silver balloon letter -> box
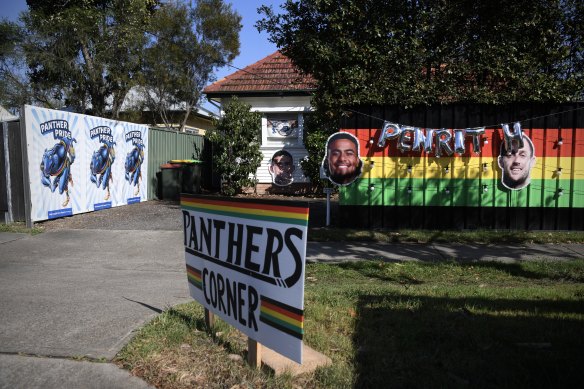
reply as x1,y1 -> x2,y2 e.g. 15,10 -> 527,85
424,128 -> 435,153
502,122 -> 524,154
465,127 -> 486,154
435,129 -> 454,158
377,121 -> 402,148
412,127 -> 426,152
398,126 -> 414,153
454,129 -> 466,155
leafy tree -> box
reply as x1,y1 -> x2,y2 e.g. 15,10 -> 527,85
1,0 -> 240,122
0,19 -> 63,112
0,20 -> 32,113
141,0 -> 241,130
300,113 -> 337,192
258,0 -> 584,115
206,97 -> 262,196
22,0 -> 157,118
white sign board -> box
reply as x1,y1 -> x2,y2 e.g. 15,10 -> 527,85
182,195 -> 309,363
23,105 -> 148,222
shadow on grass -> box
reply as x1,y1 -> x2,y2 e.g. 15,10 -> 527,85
165,306 -> 207,331
468,261 -> 584,282
422,230 -> 552,244
165,307 -> 252,361
353,293 -> 584,388
337,260 -> 584,283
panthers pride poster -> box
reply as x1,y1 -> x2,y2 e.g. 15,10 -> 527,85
23,105 -> 148,222
181,195 -> 309,363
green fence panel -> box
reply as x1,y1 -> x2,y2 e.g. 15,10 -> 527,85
147,128 -> 206,199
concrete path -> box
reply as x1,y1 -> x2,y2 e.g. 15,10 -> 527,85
306,241 -> 584,263
1,229 -> 583,388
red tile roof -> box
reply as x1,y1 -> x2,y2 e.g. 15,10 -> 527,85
204,51 -> 316,96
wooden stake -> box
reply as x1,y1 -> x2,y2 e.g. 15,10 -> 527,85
248,337 -> 262,368
204,308 -> 214,330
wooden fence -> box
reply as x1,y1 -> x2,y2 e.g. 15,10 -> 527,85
0,121 -> 26,223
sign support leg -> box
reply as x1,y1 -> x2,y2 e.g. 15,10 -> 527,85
204,308 -> 214,330
248,338 -> 262,368
324,187 -> 333,226
326,191 -> 330,226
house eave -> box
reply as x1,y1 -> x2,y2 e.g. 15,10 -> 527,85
204,90 -> 315,99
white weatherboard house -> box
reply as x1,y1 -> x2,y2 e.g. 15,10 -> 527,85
204,51 -> 316,193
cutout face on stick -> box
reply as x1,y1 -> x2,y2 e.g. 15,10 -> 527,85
322,132 -> 363,186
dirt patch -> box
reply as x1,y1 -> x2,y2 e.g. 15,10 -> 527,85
37,200 -> 184,231
37,195 -> 338,231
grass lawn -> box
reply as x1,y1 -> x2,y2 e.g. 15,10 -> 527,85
0,222 -> 42,235
115,259 -> 584,388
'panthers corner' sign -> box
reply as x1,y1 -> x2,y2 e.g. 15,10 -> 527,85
181,195 -> 309,363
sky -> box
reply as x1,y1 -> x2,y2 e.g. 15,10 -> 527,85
0,0 -> 286,112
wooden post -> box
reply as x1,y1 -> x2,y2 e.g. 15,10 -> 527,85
204,308 -> 214,330
248,337 -> 262,368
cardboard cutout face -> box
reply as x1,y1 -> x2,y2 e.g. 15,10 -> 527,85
498,134 -> 536,190
269,150 -> 295,186
322,132 -> 363,186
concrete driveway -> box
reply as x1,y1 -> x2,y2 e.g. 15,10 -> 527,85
0,229 -> 190,388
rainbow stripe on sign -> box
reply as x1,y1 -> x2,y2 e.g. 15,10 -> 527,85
181,195 -> 309,226
186,264 -> 202,290
260,295 -> 304,340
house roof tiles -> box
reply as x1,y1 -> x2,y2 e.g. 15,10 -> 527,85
204,51 -> 315,96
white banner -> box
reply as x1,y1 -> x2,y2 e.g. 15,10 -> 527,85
24,105 -> 148,222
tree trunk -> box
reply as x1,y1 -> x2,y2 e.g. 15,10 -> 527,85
111,88 -> 129,120
179,104 -> 192,132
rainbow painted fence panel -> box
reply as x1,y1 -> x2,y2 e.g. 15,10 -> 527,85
337,103 -> 584,230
